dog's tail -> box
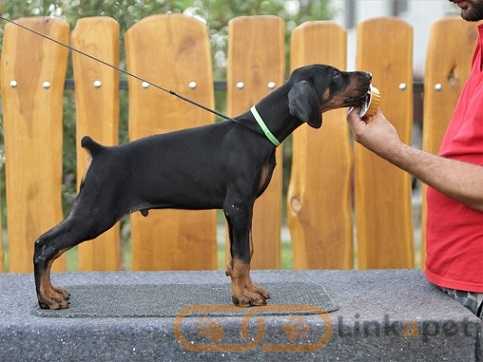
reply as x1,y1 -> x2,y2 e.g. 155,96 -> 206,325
81,136 -> 105,157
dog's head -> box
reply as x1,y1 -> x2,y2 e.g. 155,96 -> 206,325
288,64 -> 372,128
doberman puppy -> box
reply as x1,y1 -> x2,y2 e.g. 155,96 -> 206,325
34,64 -> 372,309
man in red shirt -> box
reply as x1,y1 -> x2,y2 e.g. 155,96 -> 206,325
348,0 -> 483,318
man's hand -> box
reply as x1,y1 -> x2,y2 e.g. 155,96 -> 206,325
346,107 -> 483,212
347,108 -> 402,159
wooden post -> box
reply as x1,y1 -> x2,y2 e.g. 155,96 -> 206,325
355,18 -> 414,268
125,14 -> 217,270
0,18 -> 68,272
421,18 -> 477,266
227,16 -> 285,269
288,22 -> 353,269
72,17 -> 121,271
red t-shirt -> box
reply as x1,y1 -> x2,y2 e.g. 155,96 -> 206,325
425,24 -> 483,292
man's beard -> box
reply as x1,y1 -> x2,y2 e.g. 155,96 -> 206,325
459,1 -> 483,21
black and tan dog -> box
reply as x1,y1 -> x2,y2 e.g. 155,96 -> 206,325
34,64 -> 372,309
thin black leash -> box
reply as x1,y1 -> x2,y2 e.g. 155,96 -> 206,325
0,15 -> 236,122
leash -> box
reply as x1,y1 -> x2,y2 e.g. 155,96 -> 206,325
0,15 -> 281,146
0,15 -> 235,122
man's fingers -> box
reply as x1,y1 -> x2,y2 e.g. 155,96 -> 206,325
347,107 -> 366,124
364,107 -> 383,121
347,107 -> 367,135
347,106 -> 362,118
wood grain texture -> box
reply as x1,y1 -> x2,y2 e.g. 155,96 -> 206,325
72,17 -> 121,271
226,16 -> 285,269
288,22 -> 353,269
0,18 -> 68,272
421,18 -> 477,266
125,14 -> 216,270
355,18 -> 414,268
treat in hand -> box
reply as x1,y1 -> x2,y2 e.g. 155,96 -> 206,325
359,85 -> 381,119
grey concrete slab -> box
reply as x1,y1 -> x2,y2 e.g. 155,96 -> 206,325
0,270 -> 480,361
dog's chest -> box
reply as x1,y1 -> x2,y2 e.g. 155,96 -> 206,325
256,158 -> 276,197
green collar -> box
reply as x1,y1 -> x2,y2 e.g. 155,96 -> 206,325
250,106 -> 280,146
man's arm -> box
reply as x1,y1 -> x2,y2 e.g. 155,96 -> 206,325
347,109 -> 483,212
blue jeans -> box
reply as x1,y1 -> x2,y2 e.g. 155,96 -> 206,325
439,287 -> 483,319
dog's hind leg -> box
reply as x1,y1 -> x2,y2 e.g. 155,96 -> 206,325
34,220 -> 75,309
33,206 -> 119,310
34,138 -> 128,309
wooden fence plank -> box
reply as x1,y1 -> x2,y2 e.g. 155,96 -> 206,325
125,14 -> 216,270
421,18 -> 477,266
0,18 -> 68,272
288,21 -> 353,269
227,16 -> 285,269
355,18 -> 414,268
72,17 -> 121,271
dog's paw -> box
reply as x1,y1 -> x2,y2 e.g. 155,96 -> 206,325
248,283 -> 270,300
53,286 -> 71,301
232,287 -> 268,307
38,286 -> 71,310
38,297 -> 70,310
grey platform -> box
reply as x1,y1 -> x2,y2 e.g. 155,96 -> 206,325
0,270 -> 481,361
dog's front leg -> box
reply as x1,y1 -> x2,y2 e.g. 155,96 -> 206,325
224,198 -> 269,307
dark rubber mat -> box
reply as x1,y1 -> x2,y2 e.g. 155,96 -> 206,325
33,282 -> 338,318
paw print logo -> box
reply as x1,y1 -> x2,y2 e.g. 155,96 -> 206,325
282,316 -> 310,342
197,317 -> 224,343
175,304 -> 332,352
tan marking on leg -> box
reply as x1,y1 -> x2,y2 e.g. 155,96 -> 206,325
44,260 -> 64,303
48,249 -> 70,301
45,259 -> 63,300
39,271 -> 62,309
246,231 -> 267,299
39,249 -> 70,309
230,260 -> 251,307
229,258 -> 267,307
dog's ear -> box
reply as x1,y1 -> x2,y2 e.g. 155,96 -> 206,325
288,80 -> 322,128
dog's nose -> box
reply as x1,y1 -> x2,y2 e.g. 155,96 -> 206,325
366,72 -> 373,81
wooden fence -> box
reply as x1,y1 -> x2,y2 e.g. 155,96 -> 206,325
0,15 -> 477,272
